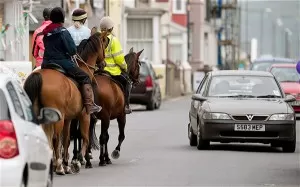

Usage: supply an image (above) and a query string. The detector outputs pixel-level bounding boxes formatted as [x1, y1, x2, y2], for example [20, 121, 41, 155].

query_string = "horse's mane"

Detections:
[77, 32, 102, 62]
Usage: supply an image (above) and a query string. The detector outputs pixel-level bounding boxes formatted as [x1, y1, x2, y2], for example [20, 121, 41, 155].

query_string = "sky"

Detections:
[239, 0, 300, 59]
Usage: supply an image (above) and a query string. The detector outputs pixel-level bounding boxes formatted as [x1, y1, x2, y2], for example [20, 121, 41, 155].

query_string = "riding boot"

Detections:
[124, 83, 132, 114]
[82, 84, 102, 114]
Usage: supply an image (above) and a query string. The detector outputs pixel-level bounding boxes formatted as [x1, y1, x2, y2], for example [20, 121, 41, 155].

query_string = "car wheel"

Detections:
[196, 124, 210, 150]
[155, 90, 162, 109]
[282, 140, 296, 153]
[146, 98, 155, 111]
[188, 123, 197, 146]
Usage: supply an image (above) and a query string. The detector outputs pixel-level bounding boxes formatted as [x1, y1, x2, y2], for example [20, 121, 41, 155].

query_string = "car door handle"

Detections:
[24, 134, 29, 140]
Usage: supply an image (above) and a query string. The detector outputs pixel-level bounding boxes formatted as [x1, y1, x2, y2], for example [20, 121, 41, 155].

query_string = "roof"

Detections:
[211, 70, 273, 77]
[253, 57, 296, 63]
[270, 63, 296, 68]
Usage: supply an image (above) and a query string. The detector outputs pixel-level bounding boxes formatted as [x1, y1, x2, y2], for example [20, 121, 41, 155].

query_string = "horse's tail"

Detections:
[23, 72, 55, 149]
[23, 72, 43, 113]
[89, 116, 100, 150]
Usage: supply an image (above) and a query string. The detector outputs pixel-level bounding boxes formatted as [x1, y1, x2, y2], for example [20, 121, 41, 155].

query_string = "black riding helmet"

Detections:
[50, 7, 65, 23]
[43, 8, 51, 20]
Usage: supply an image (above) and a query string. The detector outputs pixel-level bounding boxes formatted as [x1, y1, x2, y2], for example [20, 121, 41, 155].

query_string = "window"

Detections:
[207, 75, 282, 98]
[204, 32, 209, 64]
[127, 18, 153, 61]
[12, 81, 34, 122]
[173, 0, 186, 14]
[6, 81, 25, 119]
[196, 74, 209, 94]
[0, 89, 10, 120]
[270, 67, 300, 83]
[140, 62, 150, 77]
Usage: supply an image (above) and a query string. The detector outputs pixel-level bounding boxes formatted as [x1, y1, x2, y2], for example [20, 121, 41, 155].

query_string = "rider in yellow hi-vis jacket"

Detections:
[100, 16, 132, 114]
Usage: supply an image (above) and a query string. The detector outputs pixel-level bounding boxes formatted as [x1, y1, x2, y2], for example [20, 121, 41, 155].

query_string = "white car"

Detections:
[0, 73, 61, 187]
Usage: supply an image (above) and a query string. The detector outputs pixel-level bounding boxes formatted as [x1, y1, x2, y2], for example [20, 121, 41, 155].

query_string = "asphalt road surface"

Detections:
[54, 96, 300, 187]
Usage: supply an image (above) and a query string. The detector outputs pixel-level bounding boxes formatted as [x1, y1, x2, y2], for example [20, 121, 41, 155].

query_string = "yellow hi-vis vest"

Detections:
[104, 34, 127, 76]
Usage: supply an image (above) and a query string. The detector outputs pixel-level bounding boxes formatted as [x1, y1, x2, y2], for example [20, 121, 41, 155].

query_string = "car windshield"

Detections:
[271, 67, 300, 82]
[0, 89, 10, 120]
[139, 62, 149, 77]
[207, 75, 282, 98]
[251, 61, 294, 71]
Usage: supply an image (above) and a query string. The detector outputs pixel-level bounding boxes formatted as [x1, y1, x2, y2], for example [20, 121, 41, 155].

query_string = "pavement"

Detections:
[54, 95, 300, 187]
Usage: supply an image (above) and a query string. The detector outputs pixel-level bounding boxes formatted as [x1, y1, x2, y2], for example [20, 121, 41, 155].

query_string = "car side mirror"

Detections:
[156, 74, 163, 79]
[284, 94, 296, 103]
[191, 94, 207, 102]
[37, 107, 62, 125]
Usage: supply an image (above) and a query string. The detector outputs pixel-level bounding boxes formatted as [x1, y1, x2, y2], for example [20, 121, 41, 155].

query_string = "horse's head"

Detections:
[125, 47, 144, 85]
[77, 31, 109, 74]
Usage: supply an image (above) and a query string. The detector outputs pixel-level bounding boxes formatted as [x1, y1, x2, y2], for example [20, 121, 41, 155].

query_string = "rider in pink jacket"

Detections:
[32, 8, 52, 68]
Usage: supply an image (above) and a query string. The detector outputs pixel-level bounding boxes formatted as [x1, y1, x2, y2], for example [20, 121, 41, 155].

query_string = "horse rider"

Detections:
[32, 8, 52, 68]
[67, 8, 91, 48]
[99, 16, 133, 114]
[41, 7, 101, 114]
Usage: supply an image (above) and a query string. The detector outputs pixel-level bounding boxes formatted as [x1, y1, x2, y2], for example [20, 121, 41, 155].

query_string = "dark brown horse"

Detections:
[91, 47, 143, 167]
[71, 47, 143, 168]
[23, 32, 108, 175]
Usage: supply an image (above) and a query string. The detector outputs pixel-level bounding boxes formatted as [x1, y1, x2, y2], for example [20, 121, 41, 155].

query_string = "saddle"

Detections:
[94, 69, 125, 92]
[42, 63, 79, 87]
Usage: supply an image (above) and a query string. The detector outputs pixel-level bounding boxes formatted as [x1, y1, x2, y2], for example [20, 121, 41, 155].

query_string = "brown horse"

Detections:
[23, 32, 108, 175]
[82, 47, 143, 168]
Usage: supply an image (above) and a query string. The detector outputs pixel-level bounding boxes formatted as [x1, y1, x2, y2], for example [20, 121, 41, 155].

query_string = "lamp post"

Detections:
[260, 8, 272, 55]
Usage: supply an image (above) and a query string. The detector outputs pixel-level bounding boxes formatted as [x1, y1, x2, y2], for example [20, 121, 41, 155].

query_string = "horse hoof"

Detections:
[55, 169, 65, 175]
[64, 166, 73, 174]
[99, 161, 106, 166]
[85, 163, 93, 169]
[71, 162, 81, 174]
[89, 153, 93, 159]
[111, 150, 120, 159]
[106, 159, 112, 165]
[80, 160, 86, 165]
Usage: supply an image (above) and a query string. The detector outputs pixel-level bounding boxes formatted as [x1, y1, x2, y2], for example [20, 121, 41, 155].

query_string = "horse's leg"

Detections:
[104, 131, 112, 164]
[78, 112, 90, 166]
[54, 119, 65, 175]
[62, 120, 72, 174]
[78, 130, 86, 165]
[112, 114, 126, 160]
[99, 118, 109, 166]
[71, 120, 78, 163]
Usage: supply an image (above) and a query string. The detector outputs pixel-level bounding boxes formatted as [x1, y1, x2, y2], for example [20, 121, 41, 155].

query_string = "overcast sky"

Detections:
[238, 0, 300, 59]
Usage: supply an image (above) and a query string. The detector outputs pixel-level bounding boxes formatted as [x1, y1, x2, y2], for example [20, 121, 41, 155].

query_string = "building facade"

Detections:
[188, 0, 218, 70]
[0, 0, 30, 61]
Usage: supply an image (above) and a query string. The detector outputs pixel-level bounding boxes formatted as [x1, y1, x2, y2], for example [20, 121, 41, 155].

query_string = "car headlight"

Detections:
[203, 112, 231, 120]
[269, 113, 294, 121]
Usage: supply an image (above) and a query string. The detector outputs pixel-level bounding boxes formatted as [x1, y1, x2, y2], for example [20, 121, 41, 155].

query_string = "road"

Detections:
[54, 96, 300, 187]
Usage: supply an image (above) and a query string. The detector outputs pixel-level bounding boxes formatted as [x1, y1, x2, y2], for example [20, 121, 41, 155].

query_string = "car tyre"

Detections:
[188, 123, 197, 146]
[282, 140, 296, 153]
[196, 124, 210, 150]
[155, 90, 162, 109]
[146, 98, 155, 111]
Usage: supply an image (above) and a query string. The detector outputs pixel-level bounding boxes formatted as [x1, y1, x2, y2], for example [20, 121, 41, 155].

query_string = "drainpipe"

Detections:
[217, 28, 222, 69]
[186, 0, 190, 61]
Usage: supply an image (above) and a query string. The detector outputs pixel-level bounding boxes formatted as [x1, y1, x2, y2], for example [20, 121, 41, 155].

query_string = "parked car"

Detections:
[188, 70, 296, 152]
[249, 57, 296, 71]
[269, 63, 300, 117]
[130, 59, 163, 110]
[0, 73, 61, 187]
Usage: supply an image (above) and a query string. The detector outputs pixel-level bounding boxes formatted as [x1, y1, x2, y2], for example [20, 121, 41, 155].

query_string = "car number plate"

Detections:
[234, 124, 265, 131]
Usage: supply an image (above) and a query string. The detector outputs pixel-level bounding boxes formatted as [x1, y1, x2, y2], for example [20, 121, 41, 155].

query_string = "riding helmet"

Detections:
[50, 7, 65, 23]
[72, 8, 87, 21]
[43, 8, 51, 20]
[99, 16, 114, 31]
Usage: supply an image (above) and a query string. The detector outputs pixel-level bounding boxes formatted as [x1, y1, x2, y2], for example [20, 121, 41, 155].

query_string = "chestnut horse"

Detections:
[79, 47, 143, 168]
[23, 32, 108, 175]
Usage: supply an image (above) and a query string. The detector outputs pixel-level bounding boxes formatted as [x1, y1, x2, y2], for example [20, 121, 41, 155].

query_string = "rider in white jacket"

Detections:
[67, 8, 91, 47]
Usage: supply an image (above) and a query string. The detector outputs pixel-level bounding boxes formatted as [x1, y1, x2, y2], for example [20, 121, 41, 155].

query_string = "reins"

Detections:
[73, 53, 100, 89]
